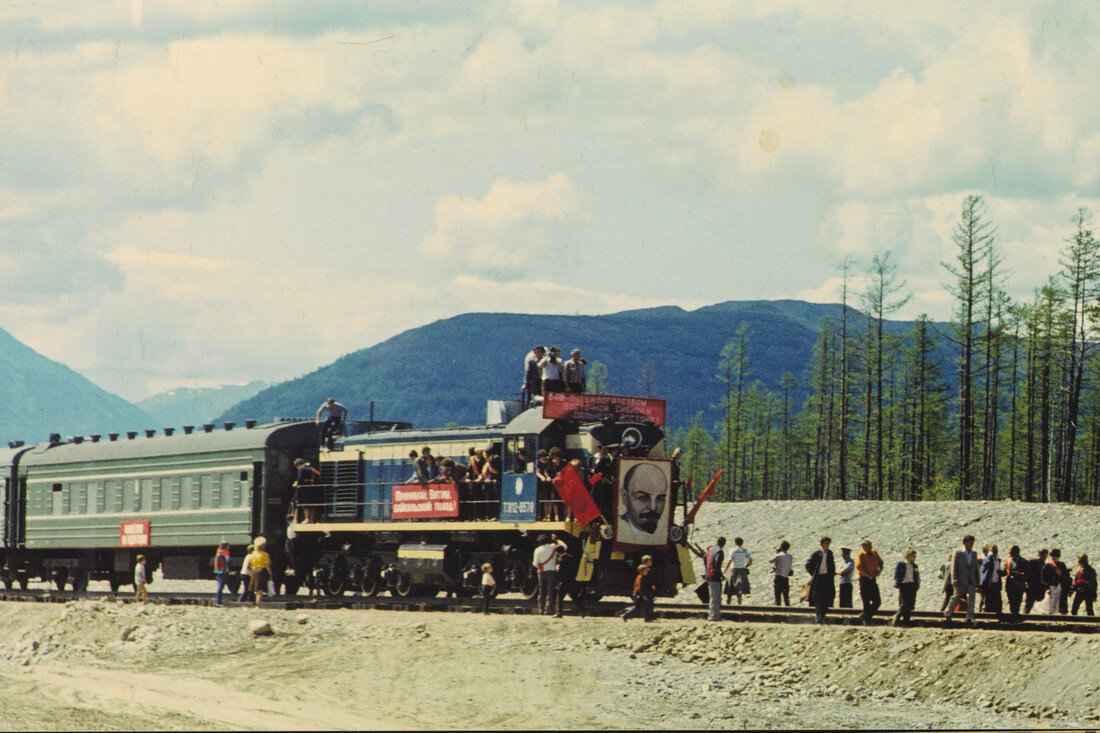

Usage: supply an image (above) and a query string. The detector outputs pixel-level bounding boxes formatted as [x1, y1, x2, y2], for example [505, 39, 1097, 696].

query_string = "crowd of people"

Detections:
[698, 534, 1099, 625]
[522, 344, 588, 407]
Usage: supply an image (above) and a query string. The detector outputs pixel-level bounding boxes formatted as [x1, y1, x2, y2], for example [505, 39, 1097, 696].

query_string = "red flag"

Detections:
[684, 470, 723, 525]
[552, 463, 602, 525]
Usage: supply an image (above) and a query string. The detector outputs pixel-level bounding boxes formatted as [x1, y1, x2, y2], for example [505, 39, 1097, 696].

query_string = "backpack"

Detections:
[214, 551, 228, 574]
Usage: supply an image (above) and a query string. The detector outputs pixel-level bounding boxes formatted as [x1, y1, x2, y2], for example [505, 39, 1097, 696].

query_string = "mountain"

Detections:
[136, 381, 271, 429]
[220, 299, 940, 431]
[0, 327, 153, 445]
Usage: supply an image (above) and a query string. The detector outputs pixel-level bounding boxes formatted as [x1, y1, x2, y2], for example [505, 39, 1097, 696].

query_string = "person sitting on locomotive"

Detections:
[424, 454, 442, 482]
[405, 447, 435, 484]
[316, 397, 348, 450]
[538, 347, 565, 393]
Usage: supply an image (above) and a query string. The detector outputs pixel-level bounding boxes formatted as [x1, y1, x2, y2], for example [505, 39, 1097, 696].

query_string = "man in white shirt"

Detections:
[532, 534, 565, 616]
[769, 541, 793, 606]
[723, 537, 753, 605]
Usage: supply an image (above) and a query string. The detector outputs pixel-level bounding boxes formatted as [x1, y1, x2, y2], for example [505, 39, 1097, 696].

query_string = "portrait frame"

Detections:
[613, 457, 672, 551]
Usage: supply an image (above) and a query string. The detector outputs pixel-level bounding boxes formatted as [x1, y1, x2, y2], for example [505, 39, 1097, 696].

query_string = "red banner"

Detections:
[542, 393, 666, 425]
[392, 484, 460, 519]
[119, 520, 150, 548]
[551, 463, 602, 525]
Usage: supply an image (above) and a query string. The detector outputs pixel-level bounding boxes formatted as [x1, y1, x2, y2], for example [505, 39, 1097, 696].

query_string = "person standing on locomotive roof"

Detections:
[538, 347, 566, 394]
[522, 345, 546, 407]
[564, 349, 588, 394]
[315, 397, 348, 451]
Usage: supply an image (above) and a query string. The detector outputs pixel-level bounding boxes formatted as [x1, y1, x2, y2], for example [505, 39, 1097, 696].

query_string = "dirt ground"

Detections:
[4, 499, 1100, 730]
[1, 598, 1098, 730]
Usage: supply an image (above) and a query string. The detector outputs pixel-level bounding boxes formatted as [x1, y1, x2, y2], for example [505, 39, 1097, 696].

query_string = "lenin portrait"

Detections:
[614, 458, 672, 549]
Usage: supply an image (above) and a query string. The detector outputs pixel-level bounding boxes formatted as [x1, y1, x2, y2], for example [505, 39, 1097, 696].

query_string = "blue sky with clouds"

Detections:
[2, 1, 1099, 400]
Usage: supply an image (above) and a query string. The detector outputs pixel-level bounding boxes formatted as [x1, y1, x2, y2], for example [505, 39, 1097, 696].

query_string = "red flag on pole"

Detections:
[684, 470, 723, 525]
[552, 463, 602, 525]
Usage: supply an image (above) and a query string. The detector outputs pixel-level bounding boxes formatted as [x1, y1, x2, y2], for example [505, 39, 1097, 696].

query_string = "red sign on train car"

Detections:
[392, 484, 460, 519]
[119, 520, 150, 548]
[542, 393, 666, 426]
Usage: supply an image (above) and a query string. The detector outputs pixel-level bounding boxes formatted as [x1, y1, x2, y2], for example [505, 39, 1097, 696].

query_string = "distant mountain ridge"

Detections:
[219, 299, 936, 431]
[136, 381, 271, 429]
[0, 327, 152, 445]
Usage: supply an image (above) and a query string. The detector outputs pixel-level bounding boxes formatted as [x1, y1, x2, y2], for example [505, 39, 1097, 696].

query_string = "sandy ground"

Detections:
[0, 599, 1098, 730]
[4, 499, 1100, 730]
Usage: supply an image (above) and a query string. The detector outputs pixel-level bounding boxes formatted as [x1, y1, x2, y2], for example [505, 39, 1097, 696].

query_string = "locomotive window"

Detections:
[239, 471, 248, 482]
[52, 483, 65, 516]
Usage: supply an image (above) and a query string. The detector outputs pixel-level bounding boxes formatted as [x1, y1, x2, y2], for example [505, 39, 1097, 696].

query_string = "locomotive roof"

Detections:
[340, 406, 557, 447]
[19, 421, 316, 467]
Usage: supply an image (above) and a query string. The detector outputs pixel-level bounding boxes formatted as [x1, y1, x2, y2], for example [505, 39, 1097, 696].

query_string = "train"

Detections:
[0, 392, 700, 600]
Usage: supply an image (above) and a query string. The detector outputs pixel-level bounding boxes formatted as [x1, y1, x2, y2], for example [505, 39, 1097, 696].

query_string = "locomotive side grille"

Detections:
[320, 460, 361, 518]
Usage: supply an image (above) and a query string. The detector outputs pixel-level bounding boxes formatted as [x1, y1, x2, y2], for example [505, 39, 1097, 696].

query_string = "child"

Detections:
[134, 555, 148, 603]
[480, 563, 495, 615]
[248, 537, 271, 606]
[213, 541, 231, 607]
[621, 563, 655, 622]
[238, 544, 254, 603]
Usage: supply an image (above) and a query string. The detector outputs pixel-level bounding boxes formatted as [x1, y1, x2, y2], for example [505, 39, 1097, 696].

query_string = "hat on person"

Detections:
[841, 547, 852, 553]
[571, 348, 581, 356]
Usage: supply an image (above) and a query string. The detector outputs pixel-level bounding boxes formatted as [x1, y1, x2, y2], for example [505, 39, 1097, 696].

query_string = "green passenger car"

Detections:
[5, 421, 316, 592]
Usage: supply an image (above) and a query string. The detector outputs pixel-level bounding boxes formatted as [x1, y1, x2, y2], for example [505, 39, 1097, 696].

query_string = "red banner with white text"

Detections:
[542, 393, 666, 425]
[392, 484, 460, 519]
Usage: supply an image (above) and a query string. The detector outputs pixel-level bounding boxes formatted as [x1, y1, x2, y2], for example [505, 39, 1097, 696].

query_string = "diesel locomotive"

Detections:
[0, 392, 700, 600]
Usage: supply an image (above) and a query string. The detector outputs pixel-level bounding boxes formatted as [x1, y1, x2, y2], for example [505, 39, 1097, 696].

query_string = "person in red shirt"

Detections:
[855, 540, 884, 625]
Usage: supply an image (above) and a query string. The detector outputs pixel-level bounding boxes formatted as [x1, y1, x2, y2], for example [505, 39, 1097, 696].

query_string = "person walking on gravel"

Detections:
[1002, 545, 1028, 618]
[703, 536, 726, 622]
[769, 541, 793, 606]
[837, 547, 855, 609]
[892, 549, 920, 626]
[248, 537, 272, 606]
[723, 537, 752, 606]
[855, 540, 883, 625]
[944, 535, 979, 625]
[133, 555, 148, 604]
[805, 537, 836, 625]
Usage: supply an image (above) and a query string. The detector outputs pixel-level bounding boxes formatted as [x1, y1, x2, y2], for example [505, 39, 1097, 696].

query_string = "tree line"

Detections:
[667, 195, 1100, 505]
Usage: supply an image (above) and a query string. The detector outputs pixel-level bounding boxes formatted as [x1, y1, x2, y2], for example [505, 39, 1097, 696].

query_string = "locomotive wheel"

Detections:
[518, 569, 539, 601]
[72, 571, 89, 593]
[2, 573, 12, 590]
[357, 561, 379, 597]
[321, 555, 349, 597]
[283, 575, 302, 596]
[392, 575, 413, 597]
[53, 569, 68, 592]
[17, 574, 29, 590]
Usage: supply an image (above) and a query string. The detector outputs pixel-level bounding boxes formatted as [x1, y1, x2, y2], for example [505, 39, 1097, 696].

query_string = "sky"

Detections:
[2, 0, 1100, 402]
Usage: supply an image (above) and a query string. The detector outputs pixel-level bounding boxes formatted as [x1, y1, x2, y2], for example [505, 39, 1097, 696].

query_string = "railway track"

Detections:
[2, 588, 1099, 633]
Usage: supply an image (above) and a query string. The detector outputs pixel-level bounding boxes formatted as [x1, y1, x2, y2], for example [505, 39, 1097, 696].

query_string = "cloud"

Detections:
[420, 174, 580, 268]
